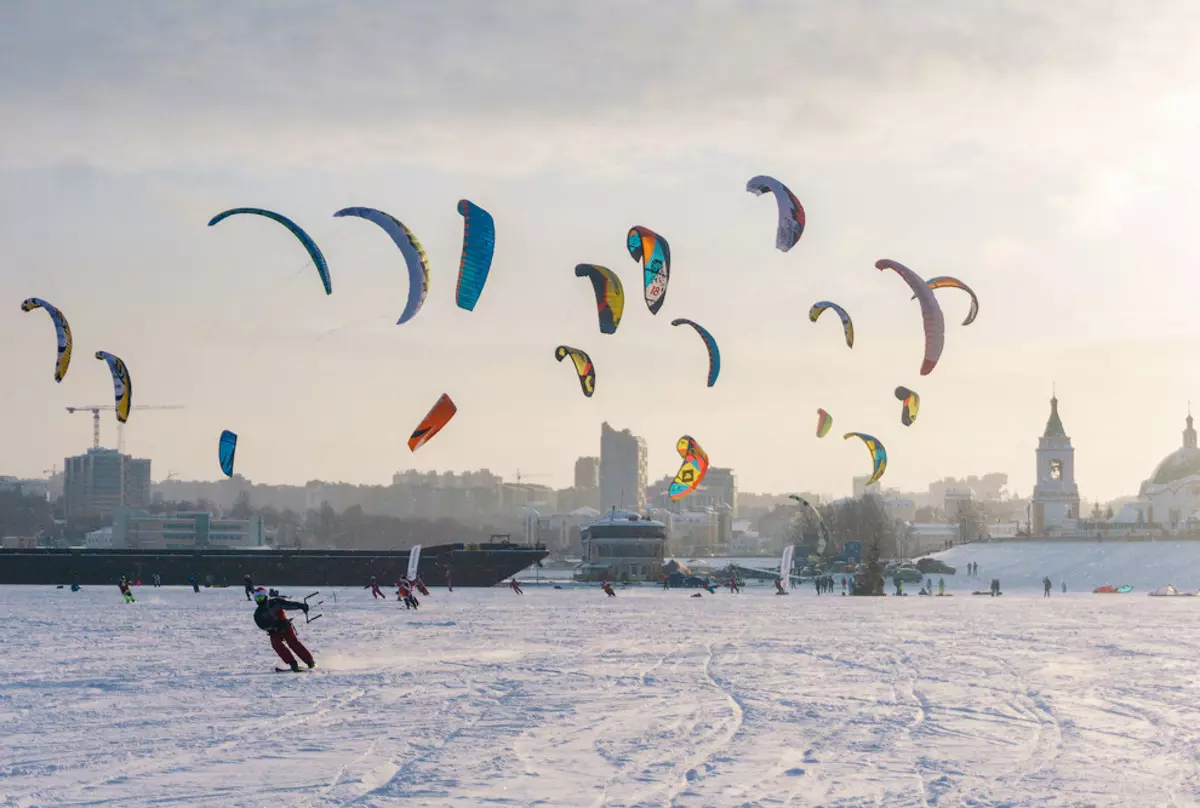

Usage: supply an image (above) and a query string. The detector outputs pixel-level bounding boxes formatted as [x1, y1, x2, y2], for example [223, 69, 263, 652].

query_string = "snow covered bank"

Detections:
[4, 584, 1200, 806]
[933, 540, 1200, 592]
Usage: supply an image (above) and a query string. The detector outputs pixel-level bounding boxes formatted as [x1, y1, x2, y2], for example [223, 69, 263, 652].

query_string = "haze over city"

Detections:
[4, 2, 1200, 503]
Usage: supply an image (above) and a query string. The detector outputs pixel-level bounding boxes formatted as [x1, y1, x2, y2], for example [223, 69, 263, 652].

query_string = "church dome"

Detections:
[1143, 413, 1200, 490]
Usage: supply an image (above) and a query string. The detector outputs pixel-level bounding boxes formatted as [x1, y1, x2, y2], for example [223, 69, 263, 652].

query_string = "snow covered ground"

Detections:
[5, 557, 1200, 807]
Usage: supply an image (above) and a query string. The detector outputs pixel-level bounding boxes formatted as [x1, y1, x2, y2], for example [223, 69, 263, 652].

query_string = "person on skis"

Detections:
[118, 576, 135, 603]
[243, 574, 255, 601]
[396, 578, 417, 609]
[252, 587, 315, 672]
[774, 577, 787, 595]
[728, 575, 739, 594]
[510, 578, 523, 595]
[413, 575, 430, 596]
[365, 576, 385, 600]
[188, 573, 200, 593]
[602, 582, 616, 597]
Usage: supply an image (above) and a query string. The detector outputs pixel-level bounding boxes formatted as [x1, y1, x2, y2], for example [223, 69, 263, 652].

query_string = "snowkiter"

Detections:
[188, 573, 200, 593]
[1043, 576, 1052, 597]
[938, 577, 945, 596]
[602, 582, 616, 597]
[774, 577, 787, 595]
[366, 576, 385, 599]
[413, 575, 430, 596]
[510, 579, 523, 595]
[244, 574, 255, 601]
[728, 576, 740, 594]
[118, 577, 135, 603]
[152, 573, 161, 588]
[70, 582, 81, 592]
[444, 569, 453, 592]
[253, 587, 314, 672]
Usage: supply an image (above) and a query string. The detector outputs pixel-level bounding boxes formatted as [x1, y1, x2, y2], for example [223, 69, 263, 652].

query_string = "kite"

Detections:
[875, 259, 945, 375]
[843, 431, 887, 486]
[626, 226, 671, 315]
[554, 345, 596, 397]
[574, 264, 624, 334]
[809, 301, 854, 348]
[456, 200, 495, 311]
[409, 393, 457, 452]
[94, 351, 132, 423]
[219, 430, 238, 477]
[20, 297, 73, 382]
[816, 408, 833, 438]
[669, 435, 710, 501]
[333, 207, 430, 324]
[670, 318, 720, 387]
[789, 494, 830, 555]
[895, 386, 920, 426]
[920, 276, 979, 326]
[208, 208, 331, 295]
[745, 175, 806, 252]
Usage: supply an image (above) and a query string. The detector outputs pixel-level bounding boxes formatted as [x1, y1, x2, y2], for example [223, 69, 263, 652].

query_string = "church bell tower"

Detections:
[1032, 393, 1080, 535]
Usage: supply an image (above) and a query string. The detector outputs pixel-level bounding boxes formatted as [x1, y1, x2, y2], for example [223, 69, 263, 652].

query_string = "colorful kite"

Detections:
[219, 430, 238, 477]
[575, 264, 624, 334]
[333, 207, 430, 324]
[876, 259, 945, 376]
[895, 386, 920, 426]
[208, 208, 330, 295]
[670, 319, 720, 387]
[456, 200, 495, 311]
[669, 435, 710, 501]
[809, 301, 854, 348]
[816, 408, 833, 438]
[554, 345, 595, 397]
[20, 297, 72, 382]
[94, 351, 132, 423]
[921, 276, 979, 326]
[409, 393, 457, 452]
[843, 431, 887, 486]
[745, 175, 806, 252]
[626, 226, 670, 315]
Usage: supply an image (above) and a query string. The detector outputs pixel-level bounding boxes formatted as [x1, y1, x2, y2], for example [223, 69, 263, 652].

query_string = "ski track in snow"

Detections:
[4, 584, 1200, 807]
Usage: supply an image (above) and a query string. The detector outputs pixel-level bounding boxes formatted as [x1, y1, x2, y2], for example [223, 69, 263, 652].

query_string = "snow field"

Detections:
[3, 578, 1200, 807]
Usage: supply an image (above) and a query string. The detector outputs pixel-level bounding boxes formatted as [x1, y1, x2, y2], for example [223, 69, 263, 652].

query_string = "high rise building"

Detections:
[574, 456, 600, 489]
[600, 422, 647, 513]
[63, 448, 152, 521]
[703, 467, 737, 515]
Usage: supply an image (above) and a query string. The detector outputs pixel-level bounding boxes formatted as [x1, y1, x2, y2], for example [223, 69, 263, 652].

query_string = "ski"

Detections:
[275, 667, 310, 673]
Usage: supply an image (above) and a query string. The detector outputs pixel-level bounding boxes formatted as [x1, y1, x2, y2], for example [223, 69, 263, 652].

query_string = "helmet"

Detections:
[253, 587, 269, 604]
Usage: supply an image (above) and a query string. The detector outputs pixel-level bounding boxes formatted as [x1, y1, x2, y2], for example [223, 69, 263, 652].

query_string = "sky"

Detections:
[3, 0, 1200, 502]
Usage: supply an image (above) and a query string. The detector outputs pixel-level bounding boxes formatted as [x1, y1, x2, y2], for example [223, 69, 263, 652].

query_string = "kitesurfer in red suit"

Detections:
[252, 587, 314, 672]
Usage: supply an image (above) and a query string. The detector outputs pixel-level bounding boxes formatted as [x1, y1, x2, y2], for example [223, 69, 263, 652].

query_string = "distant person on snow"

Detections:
[188, 573, 200, 593]
[510, 579, 523, 595]
[729, 576, 740, 594]
[244, 574, 255, 601]
[444, 569, 453, 592]
[118, 576, 135, 603]
[841, 576, 848, 594]
[413, 575, 430, 596]
[1062, 581, 1066, 594]
[396, 578, 419, 609]
[152, 573, 161, 588]
[1043, 576, 1052, 597]
[774, 577, 787, 595]
[252, 587, 314, 672]
[938, 577, 945, 596]
[602, 582, 616, 597]
[70, 582, 81, 592]
[366, 576, 385, 599]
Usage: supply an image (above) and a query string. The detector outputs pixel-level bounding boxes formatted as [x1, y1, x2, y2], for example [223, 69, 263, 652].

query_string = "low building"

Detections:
[112, 508, 265, 549]
[576, 510, 666, 582]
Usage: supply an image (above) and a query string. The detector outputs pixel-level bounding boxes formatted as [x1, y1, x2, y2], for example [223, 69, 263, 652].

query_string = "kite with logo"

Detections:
[20, 297, 73, 382]
[669, 435, 710, 501]
[575, 264, 624, 334]
[409, 394, 457, 452]
[626, 226, 670, 315]
[95, 351, 132, 423]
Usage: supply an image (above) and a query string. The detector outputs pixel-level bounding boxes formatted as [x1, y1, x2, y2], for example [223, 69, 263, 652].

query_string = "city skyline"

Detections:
[4, 3, 1200, 503]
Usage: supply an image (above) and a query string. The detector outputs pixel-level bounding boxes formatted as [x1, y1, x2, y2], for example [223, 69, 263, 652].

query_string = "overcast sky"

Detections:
[3, 0, 1200, 502]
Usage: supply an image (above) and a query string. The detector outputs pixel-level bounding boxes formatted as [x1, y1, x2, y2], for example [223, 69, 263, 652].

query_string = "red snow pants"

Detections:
[269, 624, 314, 667]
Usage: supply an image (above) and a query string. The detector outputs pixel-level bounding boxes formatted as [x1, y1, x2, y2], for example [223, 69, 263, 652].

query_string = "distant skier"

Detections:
[1043, 576, 1052, 598]
[252, 587, 315, 672]
[152, 573, 161, 588]
[365, 576, 385, 600]
[188, 573, 200, 593]
[841, 576, 848, 594]
[70, 582, 81, 592]
[774, 577, 788, 595]
[938, 577, 945, 596]
[444, 569, 453, 592]
[244, 574, 255, 601]
[396, 578, 419, 610]
[990, 578, 1001, 597]
[413, 575, 430, 597]
[728, 576, 740, 594]
[602, 582, 616, 597]
[510, 578, 523, 595]
[118, 576, 135, 603]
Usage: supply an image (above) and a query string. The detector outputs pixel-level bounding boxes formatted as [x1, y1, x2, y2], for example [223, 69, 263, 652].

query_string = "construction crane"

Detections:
[66, 405, 185, 452]
[514, 469, 551, 485]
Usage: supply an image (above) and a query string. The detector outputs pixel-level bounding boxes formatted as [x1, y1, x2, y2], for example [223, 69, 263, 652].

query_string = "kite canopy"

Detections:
[409, 393, 457, 452]
[95, 351, 132, 423]
[669, 435, 710, 501]
[456, 200, 495, 311]
[895, 386, 920, 427]
[670, 318, 720, 387]
[333, 207, 430, 324]
[745, 175, 806, 252]
[816, 408, 833, 438]
[844, 431, 887, 486]
[575, 264, 624, 334]
[626, 226, 670, 315]
[876, 259, 945, 376]
[219, 430, 238, 478]
[208, 208, 331, 295]
[20, 297, 72, 382]
[809, 301, 854, 348]
[922, 276, 979, 326]
[789, 494, 830, 554]
[554, 346, 596, 397]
